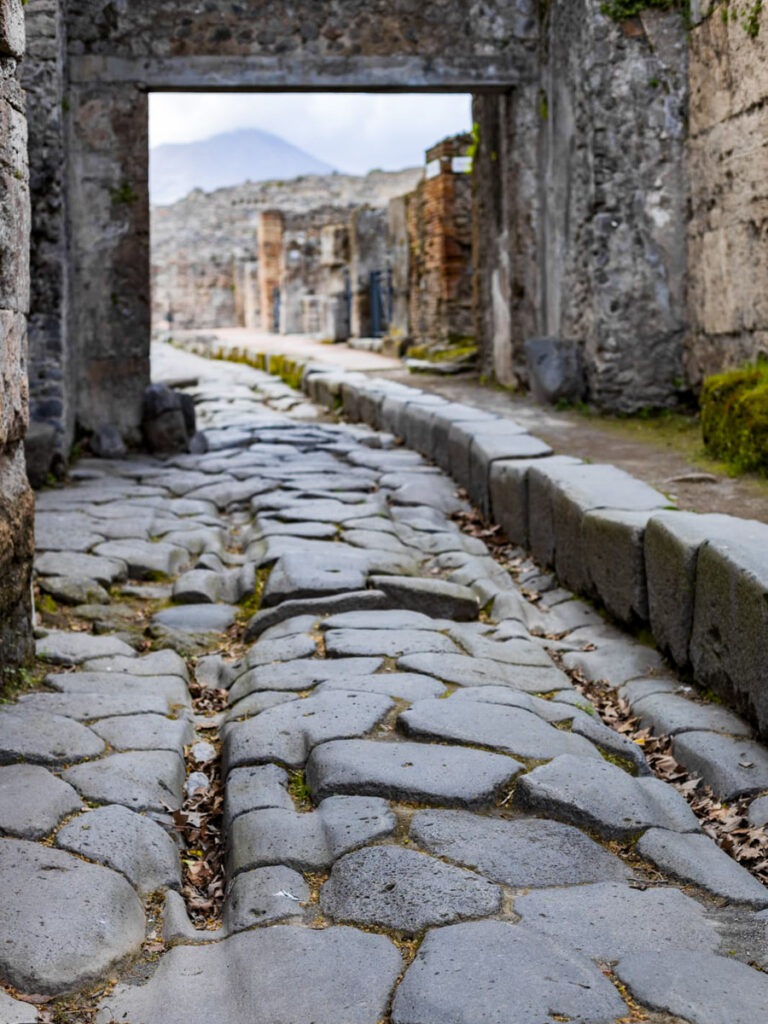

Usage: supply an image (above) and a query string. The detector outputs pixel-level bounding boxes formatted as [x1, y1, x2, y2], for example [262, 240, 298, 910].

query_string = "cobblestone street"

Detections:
[0, 346, 765, 1023]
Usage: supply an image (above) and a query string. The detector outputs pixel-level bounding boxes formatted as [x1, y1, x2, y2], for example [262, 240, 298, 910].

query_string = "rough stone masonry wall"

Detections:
[686, 2, 768, 385]
[474, 1, 689, 411]
[0, 0, 34, 670]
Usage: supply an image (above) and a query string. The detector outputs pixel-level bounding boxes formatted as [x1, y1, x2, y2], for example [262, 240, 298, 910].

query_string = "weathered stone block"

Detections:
[0, 168, 30, 314]
[0, 309, 28, 446]
[583, 509, 653, 626]
[489, 454, 578, 547]
[524, 337, 586, 405]
[690, 535, 768, 734]
[429, 404, 497, 472]
[0, 0, 25, 60]
[468, 431, 551, 517]
[0, 444, 33, 672]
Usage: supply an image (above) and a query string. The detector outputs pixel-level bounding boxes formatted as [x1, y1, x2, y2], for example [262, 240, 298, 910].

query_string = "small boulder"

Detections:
[142, 384, 194, 454]
[524, 337, 586, 405]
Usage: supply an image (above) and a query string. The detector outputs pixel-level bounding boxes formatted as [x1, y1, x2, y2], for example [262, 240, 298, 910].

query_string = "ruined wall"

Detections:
[475, 2, 689, 411]
[0, 0, 34, 668]
[686, 2, 768, 385]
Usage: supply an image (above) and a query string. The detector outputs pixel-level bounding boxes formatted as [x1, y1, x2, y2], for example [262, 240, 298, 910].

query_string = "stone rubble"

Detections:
[1, 346, 766, 1020]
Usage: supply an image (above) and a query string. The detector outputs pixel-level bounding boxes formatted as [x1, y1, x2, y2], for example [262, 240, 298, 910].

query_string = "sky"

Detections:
[149, 93, 473, 175]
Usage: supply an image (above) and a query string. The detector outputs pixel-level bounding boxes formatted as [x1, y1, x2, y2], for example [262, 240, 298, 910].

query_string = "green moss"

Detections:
[700, 362, 768, 473]
[600, 0, 685, 19]
[109, 181, 139, 205]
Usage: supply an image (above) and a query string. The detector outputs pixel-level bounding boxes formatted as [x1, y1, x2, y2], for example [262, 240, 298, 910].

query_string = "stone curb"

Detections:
[172, 336, 768, 737]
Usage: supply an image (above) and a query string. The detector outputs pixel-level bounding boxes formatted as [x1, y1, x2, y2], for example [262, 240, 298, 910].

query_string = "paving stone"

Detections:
[399, 652, 570, 694]
[367, 575, 479, 621]
[229, 796, 396, 874]
[321, 609, 441, 631]
[514, 754, 700, 838]
[152, 604, 237, 633]
[317, 672, 446, 701]
[63, 751, 186, 813]
[228, 657, 383, 703]
[223, 866, 309, 932]
[224, 764, 294, 829]
[562, 642, 668, 687]
[36, 631, 137, 666]
[0, 709, 105, 766]
[0, 765, 82, 840]
[615, 951, 768, 1024]
[90, 714, 193, 753]
[46, 671, 190, 709]
[321, 845, 501, 933]
[244, 590, 390, 640]
[632, 692, 753, 738]
[93, 540, 189, 579]
[399, 698, 601, 762]
[390, 920, 627, 1024]
[234, 633, 318, 672]
[83, 649, 189, 679]
[323, 628, 459, 659]
[618, 677, 682, 705]
[748, 795, 768, 827]
[672, 732, 768, 800]
[223, 689, 297, 723]
[38, 575, 111, 606]
[97, 924, 402, 1024]
[567, 708, 652, 776]
[223, 691, 393, 771]
[343, 529, 414, 554]
[257, 615, 318, 641]
[56, 804, 182, 895]
[262, 554, 366, 607]
[172, 569, 223, 604]
[515, 881, 719, 959]
[34, 551, 127, 586]
[306, 739, 522, 808]
[410, 809, 631, 887]
[0, 988, 40, 1023]
[636, 829, 768, 907]
[0, 839, 145, 996]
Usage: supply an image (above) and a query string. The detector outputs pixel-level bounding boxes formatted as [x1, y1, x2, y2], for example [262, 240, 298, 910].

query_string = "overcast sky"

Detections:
[149, 93, 473, 175]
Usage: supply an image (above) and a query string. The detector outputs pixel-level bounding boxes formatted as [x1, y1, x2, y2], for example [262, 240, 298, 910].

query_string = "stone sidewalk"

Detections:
[1, 347, 767, 1023]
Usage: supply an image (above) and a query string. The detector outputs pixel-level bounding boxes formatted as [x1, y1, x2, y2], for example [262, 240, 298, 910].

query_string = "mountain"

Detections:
[149, 128, 336, 206]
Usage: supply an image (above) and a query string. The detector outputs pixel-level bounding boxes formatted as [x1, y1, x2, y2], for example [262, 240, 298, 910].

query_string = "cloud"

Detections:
[149, 92, 472, 175]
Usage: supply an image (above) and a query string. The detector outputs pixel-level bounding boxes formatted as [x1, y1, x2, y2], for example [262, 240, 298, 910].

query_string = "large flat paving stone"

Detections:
[223, 690, 297, 723]
[316, 672, 446, 701]
[0, 709, 104, 766]
[93, 540, 189, 578]
[514, 754, 700, 838]
[56, 804, 182, 895]
[96, 925, 402, 1024]
[632, 692, 752, 738]
[228, 657, 383, 703]
[153, 604, 237, 633]
[228, 796, 396, 874]
[320, 845, 502, 934]
[46, 671, 190, 708]
[63, 751, 186, 812]
[38, 575, 110, 606]
[399, 651, 570, 694]
[367, 575, 480, 620]
[262, 554, 366, 607]
[515, 881, 719, 959]
[410, 809, 631, 887]
[391, 920, 627, 1024]
[616, 951, 768, 1024]
[16, 690, 171, 720]
[0, 839, 145, 996]
[36, 631, 137, 666]
[0, 765, 82, 840]
[233, 633, 319, 673]
[223, 866, 309, 932]
[223, 691, 393, 771]
[34, 551, 127, 586]
[306, 739, 522, 808]
[84, 648, 189, 679]
[0, 987, 39, 1023]
[399, 698, 601, 762]
[320, 609, 444, 631]
[672, 731, 768, 800]
[91, 713, 193, 753]
[636, 828, 768, 907]
[324, 628, 459, 659]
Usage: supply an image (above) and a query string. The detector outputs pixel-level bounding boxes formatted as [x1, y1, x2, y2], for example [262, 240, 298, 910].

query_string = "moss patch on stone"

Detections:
[701, 362, 768, 473]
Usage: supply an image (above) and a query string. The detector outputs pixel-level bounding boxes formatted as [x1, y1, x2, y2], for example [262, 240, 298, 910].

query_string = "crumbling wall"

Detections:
[686, 2, 768, 385]
[0, 0, 34, 669]
[474, 2, 689, 411]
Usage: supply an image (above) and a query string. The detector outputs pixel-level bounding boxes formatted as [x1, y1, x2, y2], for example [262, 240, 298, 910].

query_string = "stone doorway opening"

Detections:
[148, 90, 476, 375]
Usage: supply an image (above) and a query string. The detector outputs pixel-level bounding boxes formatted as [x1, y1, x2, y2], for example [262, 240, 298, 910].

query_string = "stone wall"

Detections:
[474, 2, 689, 411]
[0, 0, 34, 670]
[686, 2, 768, 385]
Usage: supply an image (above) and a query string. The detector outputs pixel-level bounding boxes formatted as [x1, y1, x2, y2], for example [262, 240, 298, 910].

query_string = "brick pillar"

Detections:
[258, 211, 283, 333]
[0, 0, 34, 673]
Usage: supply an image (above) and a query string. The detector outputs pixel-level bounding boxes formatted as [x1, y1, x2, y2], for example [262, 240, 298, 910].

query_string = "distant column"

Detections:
[258, 211, 284, 333]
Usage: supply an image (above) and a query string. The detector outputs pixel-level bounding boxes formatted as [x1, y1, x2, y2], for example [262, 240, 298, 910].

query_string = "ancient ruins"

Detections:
[1, 1, 768, 1021]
